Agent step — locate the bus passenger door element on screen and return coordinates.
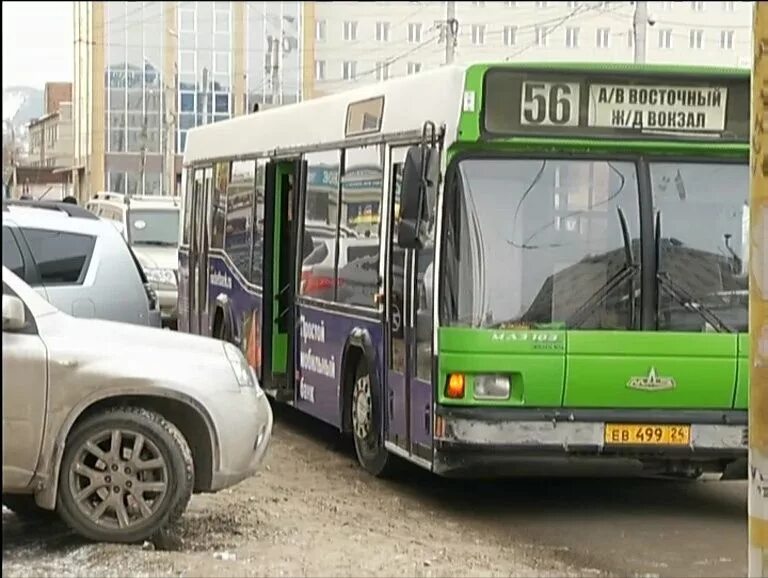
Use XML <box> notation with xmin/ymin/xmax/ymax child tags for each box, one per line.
<box><xmin>188</xmin><ymin>168</ymin><xmax>204</xmax><ymax>335</ymax></box>
<box><xmin>197</xmin><ymin>167</ymin><xmax>213</xmax><ymax>335</ymax></box>
<box><xmin>263</xmin><ymin>159</ymin><xmax>304</xmax><ymax>400</ymax></box>
<box><xmin>386</xmin><ymin>146</ymin><xmax>437</xmax><ymax>464</ymax></box>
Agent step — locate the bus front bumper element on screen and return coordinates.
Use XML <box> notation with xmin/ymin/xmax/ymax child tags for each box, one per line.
<box><xmin>433</xmin><ymin>407</ymin><xmax>748</xmax><ymax>478</ymax></box>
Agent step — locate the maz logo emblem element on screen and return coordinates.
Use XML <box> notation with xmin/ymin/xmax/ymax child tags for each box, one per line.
<box><xmin>626</xmin><ymin>367</ymin><xmax>676</xmax><ymax>391</ymax></box>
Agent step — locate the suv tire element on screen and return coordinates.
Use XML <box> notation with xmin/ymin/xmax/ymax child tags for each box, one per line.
<box><xmin>57</xmin><ymin>407</ymin><xmax>194</xmax><ymax>543</ymax></box>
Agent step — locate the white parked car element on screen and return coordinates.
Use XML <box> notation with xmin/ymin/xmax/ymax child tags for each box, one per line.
<box><xmin>86</xmin><ymin>193</ymin><xmax>181</xmax><ymax>328</ymax></box>
<box><xmin>2</xmin><ymin>266</ymin><xmax>272</xmax><ymax>543</ymax></box>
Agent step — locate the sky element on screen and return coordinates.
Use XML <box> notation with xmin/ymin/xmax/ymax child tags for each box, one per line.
<box><xmin>2</xmin><ymin>1</ymin><xmax>74</xmax><ymax>89</ymax></box>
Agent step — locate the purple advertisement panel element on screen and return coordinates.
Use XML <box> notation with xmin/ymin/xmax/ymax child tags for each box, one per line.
<box><xmin>386</xmin><ymin>372</ymin><xmax>408</xmax><ymax>449</ymax></box>
<box><xmin>411</xmin><ymin>378</ymin><xmax>433</xmax><ymax>452</ymax></box>
<box><xmin>207</xmin><ymin>253</ymin><xmax>264</xmax><ymax>378</ymax></box>
<box><xmin>296</xmin><ymin>303</ymin><xmax>384</xmax><ymax>429</ymax></box>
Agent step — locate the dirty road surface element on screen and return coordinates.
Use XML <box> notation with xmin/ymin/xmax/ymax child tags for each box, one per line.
<box><xmin>2</xmin><ymin>406</ymin><xmax>747</xmax><ymax>577</ymax></box>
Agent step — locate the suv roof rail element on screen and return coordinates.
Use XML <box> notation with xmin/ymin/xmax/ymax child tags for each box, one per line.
<box><xmin>2</xmin><ymin>199</ymin><xmax>99</xmax><ymax>220</ymax></box>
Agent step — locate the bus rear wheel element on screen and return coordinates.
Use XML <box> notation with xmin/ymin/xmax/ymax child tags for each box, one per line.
<box><xmin>351</xmin><ymin>358</ymin><xmax>395</xmax><ymax>477</ymax></box>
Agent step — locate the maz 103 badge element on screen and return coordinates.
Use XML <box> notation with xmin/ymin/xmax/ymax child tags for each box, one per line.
<box><xmin>490</xmin><ymin>331</ymin><xmax>563</xmax><ymax>350</ymax></box>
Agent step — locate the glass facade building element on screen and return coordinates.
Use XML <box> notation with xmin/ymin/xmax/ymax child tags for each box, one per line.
<box><xmin>74</xmin><ymin>1</ymin><xmax>302</xmax><ymax>199</ymax></box>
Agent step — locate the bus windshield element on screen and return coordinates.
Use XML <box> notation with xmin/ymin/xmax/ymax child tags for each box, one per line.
<box><xmin>445</xmin><ymin>157</ymin><xmax>748</xmax><ymax>331</ymax></box>
<box><xmin>129</xmin><ymin>209</ymin><xmax>180</xmax><ymax>247</ymax></box>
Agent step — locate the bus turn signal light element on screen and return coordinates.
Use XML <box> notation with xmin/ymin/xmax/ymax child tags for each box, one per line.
<box><xmin>445</xmin><ymin>373</ymin><xmax>466</xmax><ymax>399</ymax></box>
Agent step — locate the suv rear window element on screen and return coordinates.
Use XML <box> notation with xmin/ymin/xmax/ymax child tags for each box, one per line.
<box><xmin>21</xmin><ymin>228</ymin><xmax>96</xmax><ymax>284</ymax></box>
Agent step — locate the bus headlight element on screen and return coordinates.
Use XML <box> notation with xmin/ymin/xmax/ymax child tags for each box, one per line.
<box><xmin>473</xmin><ymin>375</ymin><xmax>511</xmax><ymax>400</ymax></box>
<box><xmin>145</xmin><ymin>267</ymin><xmax>177</xmax><ymax>287</ymax></box>
<box><xmin>223</xmin><ymin>343</ymin><xmax>256</xmax><ymax>389</ymax></box>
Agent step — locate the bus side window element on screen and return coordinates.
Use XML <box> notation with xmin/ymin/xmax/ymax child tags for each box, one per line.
<box><xmin>337</xmin><ymin>144</ymin><xmax>384</xmax><ymax>309</ymax></box>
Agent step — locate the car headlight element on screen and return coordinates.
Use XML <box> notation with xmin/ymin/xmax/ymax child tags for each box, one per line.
<box><xmin>144</xmin><ymin>267</ymin><xmax>177</xmax><ymax>287</ymax></box>
<box><xmin>473</xmin><ymin>374</ymin><xmax>511</xmax><ymax>400</ymax></box>
<box><xmin>223</xmin><ymin>342</ymin><xmax>260</xmax><ymax>392</ymax></box>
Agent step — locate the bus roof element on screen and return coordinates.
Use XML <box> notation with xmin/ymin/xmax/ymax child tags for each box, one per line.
<box><xmin>183</xmin><ymin>62</ymin><xmax>750</xmax><ymax>166</ymax></box>
<box><xmin>183</xmin><ymin>65</ymin><xmax>468</xmax><ymax>165</ymax></box>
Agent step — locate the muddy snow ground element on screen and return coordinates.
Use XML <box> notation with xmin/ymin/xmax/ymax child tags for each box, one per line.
<box><xmin>2</xmin><ymin>406</ymin><xmax>746</xmax><ymax>577</ymax></box>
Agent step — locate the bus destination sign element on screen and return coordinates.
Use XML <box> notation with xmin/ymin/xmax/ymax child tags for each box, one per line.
<box><xmin>588</xmin><ymin>84</ymin><xmax>727</xmax><ymax>132</ymax></box>
<box><xmin>483</xmin><ymin>68</ymin><xmax>749</xmax><ymax>142</ymax></box>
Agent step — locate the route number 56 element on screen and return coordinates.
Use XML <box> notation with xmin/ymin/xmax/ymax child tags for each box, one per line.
<box><xmin>520</xmin><ymin>81</ymin><xmax>580</xmax><ymax>127</ymax></box>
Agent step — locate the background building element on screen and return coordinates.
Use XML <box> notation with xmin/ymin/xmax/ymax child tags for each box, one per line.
<box><xmin>72</xmin><ymin>1</ymin><xmax>302</xmax><ymax>202</ymax></box>
<box><xmin>28</xmin><ymin>82</ymin><xmax>74</xmax><ymax>170</ymax></box>
<box><xmin>308</xmin><ymin>1</ymin><xmax>753</xmax><ymax>97</ymax></box>
<box><xmin>71</xmin><ymin>1</ymin><xmax>753</xmax><ymax>201</ymax></box>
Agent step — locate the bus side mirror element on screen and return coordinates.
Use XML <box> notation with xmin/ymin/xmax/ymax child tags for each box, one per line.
<box><xmin>397</xmin><ymin>145</ymin><xmax>438</xmax><ymax>250</ymax></box>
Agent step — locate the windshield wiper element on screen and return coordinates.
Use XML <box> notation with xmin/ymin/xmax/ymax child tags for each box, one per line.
<box><xmin>654</xmin><ymin>211</ymin><xmax>733</xmax><ymax>333</ymax></box>
<box><xmin>566</xmin><ymin>207</ymin><xmax>638</xmax><ymax>329</ymax></box>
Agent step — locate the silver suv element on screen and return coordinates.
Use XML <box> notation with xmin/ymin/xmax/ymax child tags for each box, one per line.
<box><xmin>2</xmin><ymin>200</ymin><xmax>160</xmax><ymax>327</ymax></box>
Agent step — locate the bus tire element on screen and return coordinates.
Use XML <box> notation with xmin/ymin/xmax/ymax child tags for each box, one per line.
<box><xmin>350</xmin><ymin>357</ymin><xmax>395</xmax><ymax>477</ymax></box>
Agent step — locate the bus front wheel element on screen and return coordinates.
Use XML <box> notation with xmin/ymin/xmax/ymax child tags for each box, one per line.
<box><xmin>351</xmin><ymin>358</ymin><xmax>395</xmax><ymax>477</ymax></box>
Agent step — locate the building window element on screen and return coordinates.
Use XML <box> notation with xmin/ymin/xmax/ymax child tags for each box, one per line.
<box><xmin>565</xmin><ymin>26</ymin><xmax>579</xmax><ymax>48</ymax></box>
<box><xmin>214</xmin><ymin>52</ymin><xmax>230</xmax><ymax>74</ymax></box>
<box><xmin>535</xmin><ymin>26</ymin><xmax>548</xmax><ymax>47</ymax></box>
<box><xmin>214</xmin><ymin>94</ymin><xmax>229</xmax><ymax>114</ymax></box>
<box><xmin>407</xmin><ymin>62</ymin><xmax>422</xmax><ymax>75</ymax></box>
<box><xmin>408</xmin><ymin>22</ymin><xmax>422</xmax><ymax>43</ymax></box>
<box><xmin>596</xmin><ymin>27</ymin><xmax>610</xmax><ymax>48</ymax></box>
<box><xmin>722</xmin><ymin>1</ymin><xmax>734</xmax><ymax>11</ymax></box>
<box><xmin>689</xmin><ymin>29</ymin><xmax>704</xmax><ymax>49</ymax></box>
<box><xmin>691</xmin><ymin>1</ymin><xmax>704</xmax><ymax>10</ymax></box>
<box><xmin>342</xmin><ymin>61</ymin><xmax>357</xmax><ymax>80</ymax></box>
<box><xmin>471</xmin><ymin>24</ymin><xmax>486</xmax><ymax>45</ymax></box>
<box><xmin>180</xmin><ymin>92</ymin><xmax>195</xmax><ymax>113</ymax></box>
<box><xmin>658</xmin><ymin>28</ymin><xmax>672</xmax><ymax>49</ymax></box>
<box><xmin>376</xmin><ymin>62</ymin><xmax>390</xmax><ymax>81</ymax></box>
<box><xmin>179</xmin><ymin>9</ymin><xmax>195</xmax><ymax>32</ymax></box>
<box><xmin>503</xmin><ymin>25</ymin><xmax>517</xmax><ymax>46</ymax></box>
<box><xmin>316</xmin><ymin>19</ymin><xmax>326</xmax><ymax>41</ymax></box>
<box><xmin>343</xmin><ymin>21</ymin><xmax>358</xmax><ymax>41</ymax></box>
<box><xmin>315</xmin><ymin>60</ymin><xmax>326</xmax><ymax>80</ymax></box>
<box><xmin>214</xmin><ymin>8</ymin><xmax>230</xmax><ymax>33</ymax></box>
<box><xmin>720</xmin><ymin>29</ymin><xmax>734</xmax><ymax>49</ymax></box>
<box><xmin>180</xmin><ymin>51</ymin><xmax>196</xmax><ymax>74</ymax></box>
<box><xmin>376</xmin><ymin>21</ymin><xmax>390</xmax><ymax>42</ymax></box>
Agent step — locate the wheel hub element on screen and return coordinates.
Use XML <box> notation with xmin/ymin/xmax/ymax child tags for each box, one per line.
<box><xmin>69</xmin><ymin>429</ymin><xmax>169</xmax><ymax>530</ymax></box>
<box><xmin>353</xmin><ymin>376</ymin><xmax>373</xmax><ymax>440</ymax></box>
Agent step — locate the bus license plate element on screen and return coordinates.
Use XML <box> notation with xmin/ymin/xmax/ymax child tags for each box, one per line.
<box><xmin>604</xmin><ymin>424</ymin><xmax>690</xmax><ymax>446</ymax></box>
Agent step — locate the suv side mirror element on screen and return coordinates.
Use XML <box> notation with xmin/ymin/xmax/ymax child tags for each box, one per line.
<box><xmin>397</xmin><ymin>145</ymin><xmax>439</xmax><ymax>250</ymax></box>
<box><xmin>2</xmin><ymin>295</ymin><xmax>26</xmax><ymax>331</ymax></box>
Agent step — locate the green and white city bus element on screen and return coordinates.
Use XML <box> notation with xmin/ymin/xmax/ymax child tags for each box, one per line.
<box><xmin>180</xmin><ymin>62</ymin><xmax>749</xmax><ymax>479</ymax></box>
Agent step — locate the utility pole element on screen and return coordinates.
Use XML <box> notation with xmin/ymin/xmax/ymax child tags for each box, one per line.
<box><xmin>202</xmin><ymin>67</ymin><xmax>210</xmax><ymax>126</ymax></box>
<box><xmin>750</xmin><ymin>4</ymin><xmax>768</xmax><ymax>575</ymax></box>
<box><xmin>271</xmin><ymin>37</ymin><xmax>281</xmax><ymax>105</ymax></box>
<box><xmin>139</xmin><ymin>117</ymin><xmax>147</xmax><ymax>197</ymax></box>
<box><xmin>444</xmin><ymin>1</ymin><xmax>458</xmax><ymax>65</ymax></box>
<box><xmin>163</xmin><ymin>63</ymin><xmax>177</xmax><ymax>196</ymax></box>
<box><xmin>632</xmin><ymin>1</ymin><xmax>647</xmax><ymax>64</ymax></box>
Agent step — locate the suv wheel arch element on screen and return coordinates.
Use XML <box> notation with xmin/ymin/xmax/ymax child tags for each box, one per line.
<box><xmin>33</xmin><ymin>391</ymin><xmax>220</xmax><ymax>510</ymax></box>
